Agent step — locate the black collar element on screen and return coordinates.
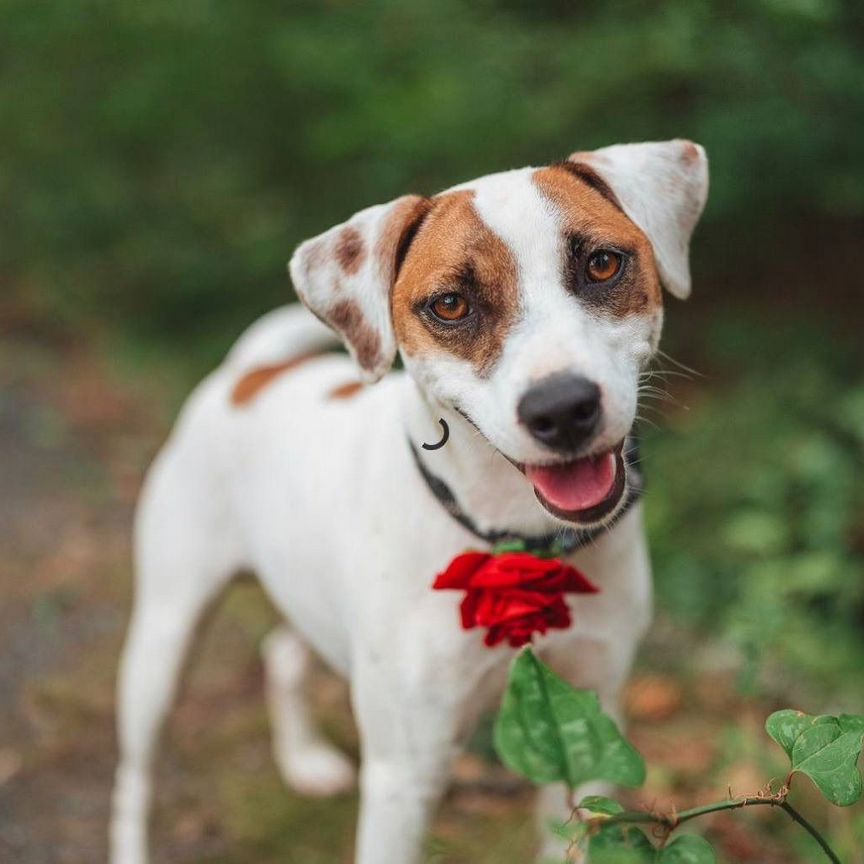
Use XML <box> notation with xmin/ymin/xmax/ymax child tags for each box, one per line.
<box><xmin>408</xmin><ymin>435</ymin><xmax>643</xmax><ymax>556</ymax></box>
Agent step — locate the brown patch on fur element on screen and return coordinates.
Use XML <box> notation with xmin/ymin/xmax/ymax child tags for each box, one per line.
<box><xmin>553</xmin><ymin>160</ymin><xmax>623</xmax><ymax>211</ymax></box>
<box><xmin>328</xmin><ymin>298</ymin><xmax>382</xmax><ymax>371</ymax></box>
<box><xmin>231</xmin><ymin>354</ymin><xmax>319</xmax><ymax>407</ymax></box>
<box><xmin>327</xmin><ymin>380</ymin><xmax>364</xmax><ymax>400</ymax></box>
<box><xmin>375</xmin><ymin>195</ymin><xmax>434</xmax><ymax>286</ymax></box>
<box><xmin>391</xmin><ymin>191</ymin><xmax>519</xmax><ymax>377</ymax></box>
<box><xmin>334</xmin><ymin>227</ymin><xmax>366</xmax><ymax>275</ymax></box>
<box><xmin>534</xmin><ymin>165</ymin><xmax>662</xmax><ymax>318</ymax></box>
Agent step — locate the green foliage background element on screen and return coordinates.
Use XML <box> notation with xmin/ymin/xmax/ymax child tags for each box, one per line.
<box><xmin>3</xmin><ymin>0</ymin><xmax>863</xmax><ymax>698</ymax></box>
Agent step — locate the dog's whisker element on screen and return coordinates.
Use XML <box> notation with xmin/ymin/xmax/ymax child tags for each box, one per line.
<box><xmin>637</xmin><ymin>384</ymin><xmax>681</xmax><ymax>399</ymax></box>
<box><xmin>638</xmin><ymin>387</ymin><xmax>687</xmax><ymax>409</ymax></box>
<box><xmin>636</xmin><ymin>405</ymin><xmax>667</xmax><ymax>423</ymax></box>
<box><xmin>637</xmin><ymin>379</ymin><xmax>675</xmax><ymax>390</ymax></box>
<box><xmin>635</xmin><ymin>403</ymin><xmax>663</xmax><ymax>415</ymax></box>
<box><xmin>640</xmin><ymin>366</ymin><xmax>695</xmax><ymax>381</ymax></box>
<box><xmin>636</xmin><ymin>401</ymin><xmax>678</xmax><ymax>419</ymax></box>
<box><xmin>637</xmin><ymin>400</ymin><xmax>675</xmax><ymax>414</ymax></box>
<box><xmin>640</xmin><ymin>371</ymin><xmax>694</xmax><ymax>384</ymax></box>
<box><xmin>637</xmin><ymin>382</ymin><xmax>676</xmax><ymax>395</ymax></box>
<box><xmin>637</xmin><ymin>396</ymin><xmax>674</xmax><ymax>407</ymax></box>
<box><xmin>655</xmin><ymin>348</ymin><xmax>703</xmax><ymax>379</ymax></box>
<box><xmin>633</xmin><ymin>414</ymin><xmax>659</xmax><ymax>430</ymax></box>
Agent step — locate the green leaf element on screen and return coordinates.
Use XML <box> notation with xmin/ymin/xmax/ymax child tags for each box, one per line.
<box><xmin>765</xmin><ymin>709</ymin><xmax>835</xmax><ymax>759</ymax></box>
<box><xmin>588</xmin><ymin>826</ymin><xmax>716</xmax><ymax>864</ymax></box>
<box><xmin>658</xmin><ymin>835</ymin><xmax>717</xmax><ymax>863</ymax></box>
<box><xmin>578</xmin><ymin>795</ymin><xmax>625</xmax><ymax>817</ymax></box>
<box><xmin>494</xmin><ymin>648</ymin><xmax>646</xmax><ymax>789</ymax></box>
<box><xmin>766</xmin><ymin>709</ymin><xmax>864</xmax><ymax>806</ymax></box>
<box><xmin>589</xmin><ymin>824</ymin><xmax>654</xmax><ymax>863</ymax></box>
<box><xmin>791</xmin><ymin>724</ymin><xmax>863</xmax><ymax>806</ymax></box>
<box><xmin>838</xmin><ymin>714</ymin><xmax>864</xmax><ymax>734</ymax></box>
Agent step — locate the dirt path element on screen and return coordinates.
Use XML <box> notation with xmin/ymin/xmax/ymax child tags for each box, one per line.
<box><xmin>0</xmin><ymin>329</ymin><xmax>154</xmax><ymax>863</ymax></box>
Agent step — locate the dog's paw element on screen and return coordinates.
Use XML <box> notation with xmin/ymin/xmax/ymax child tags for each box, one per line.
<box><xmin>277</xmin><ymin>744</ymin><xmax>357</xmax><ymax>798</ymax></box>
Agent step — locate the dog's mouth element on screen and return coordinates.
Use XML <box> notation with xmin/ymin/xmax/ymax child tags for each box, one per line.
<box><xmin>452</xmin><ymin>406</ymin><xmax>628</xmax><ymax>526</ymax></box>
<box><xmin>519</xmin><ymin>441</ymin><xmax>627</xmax><ymax>526</ymax></box>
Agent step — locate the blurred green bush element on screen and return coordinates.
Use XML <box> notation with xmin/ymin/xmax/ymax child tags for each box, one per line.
<box><xmin>646</xmin><ymin>317</ymin><xmax>864</xmax><ymax>701</ymax></box>
<box><xmin>2</xmin><ymin>0</ymin><xmax>863</xmax><ymax>349</ymax></box>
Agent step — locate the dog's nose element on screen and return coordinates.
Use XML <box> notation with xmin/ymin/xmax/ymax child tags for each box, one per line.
<box><xmin>517</xmin><ymin>374</ymin><xmax>602</xmax><ymax>452</ymax></box>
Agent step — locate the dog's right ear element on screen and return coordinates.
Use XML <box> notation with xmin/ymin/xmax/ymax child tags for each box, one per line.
<box><xmin>289</xmin><ymin>195</ymin><xmax>432</xmax><ymax>382</ymax></box>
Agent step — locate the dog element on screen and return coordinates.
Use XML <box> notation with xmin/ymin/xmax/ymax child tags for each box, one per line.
<box><xmin>110</xmin><ymin>139</ymin><xmax>708</xmax><ymax>864</ymax></box>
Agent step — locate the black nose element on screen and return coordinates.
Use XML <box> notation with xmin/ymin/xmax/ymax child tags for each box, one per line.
<box><xmin>517</xmin><ymin>374</ymin><xmax>602</xmax><ymax>452</ymax></box>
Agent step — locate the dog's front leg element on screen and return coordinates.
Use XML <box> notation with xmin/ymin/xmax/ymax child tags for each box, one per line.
<box><xmin>350</xmin><ymin>646</ymin><xmax>478</xmax><ymax>864</ymax></box>
<box><xmin>355</xmin><ymin>756</ymin><xmax>448</xmax><ymax>864</ymax></box>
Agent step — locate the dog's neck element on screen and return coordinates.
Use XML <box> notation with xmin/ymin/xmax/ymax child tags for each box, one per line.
<box><xmin>401</xmin><ymin>379</ymin><xmax>564</xmax><ymax>540</ymax></box>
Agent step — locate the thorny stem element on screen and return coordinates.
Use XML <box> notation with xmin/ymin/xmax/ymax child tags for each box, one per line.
<box><xmin>579</xmin><ymin>788</ymin><xmax>842</xmax><ymax>864</ymax></box>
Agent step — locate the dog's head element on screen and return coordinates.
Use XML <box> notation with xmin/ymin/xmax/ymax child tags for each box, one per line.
<box><xmin>290</xmin><ymin>140</ymin><xmax>708</xmax><ymax>527</ymax></box>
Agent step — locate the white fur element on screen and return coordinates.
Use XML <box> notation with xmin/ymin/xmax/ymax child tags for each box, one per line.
<box><xmin>111</xmin><ymin>141</ymin><xmax>708</xmax><ymax>864</ymax></box>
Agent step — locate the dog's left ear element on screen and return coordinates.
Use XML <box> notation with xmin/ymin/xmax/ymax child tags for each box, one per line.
<box><xmin>568</xmin><ymin>140</ymin><xmax>709</xmax><ymax>299</ymax></box>
<box><xmin>289</xmin><ymin>195</ymin><xmax>432</xmax><ymax>382</ymax></box>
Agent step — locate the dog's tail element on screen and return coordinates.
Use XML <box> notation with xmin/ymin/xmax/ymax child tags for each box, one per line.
<box><xmin>225</xmin><ymin>303</ymin><xmax>339</xmax><ymax>372</ymax></box>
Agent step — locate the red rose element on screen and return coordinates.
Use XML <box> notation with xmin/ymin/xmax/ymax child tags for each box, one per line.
<box><xmin>432</xmin><ymin>551</ymin><xmax>599</xmax><ymax>648</ymax></box>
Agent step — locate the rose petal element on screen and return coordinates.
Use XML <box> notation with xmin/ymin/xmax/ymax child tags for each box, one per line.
<box><xmin>484</xmin><ymin>625</ymin><xmax>506</xmax><ymax>647</ymax></box>
<box><xmin>436</xmin><ymin>549</ymin><xmax>599</xmax><ymax>648</ymax></box>
<box><xmin>474</xmin><ymin>590</ymin><xmax>552</xmax><ymax>626</ymax></box>
<box><xmin>545</xmin><ymin>597</ymin><xmax>573</xmax><ymax>629</ymax></box>
<box><xmin>505</xmin><ymin>625</ymin><xmax>535</xmax><ymax>647</ymax></box>
<box><xmin>557</xmin><ymin>564</ymin><xmax>600</xmax><ymax>594</ymax></box>
<box><xmin>470</xmin><ymin>553</ymin><xmax>560</xmax><ymax>588</ymax></box>
<box><xmin>433</xmin><ymin>552</ymin><xmax>491</xmax><ymax>590</ymax></box>
<box><xmin>459</xmin><ymin>591</ymin><xmax>481</xmax><ymax>629</ymax></box>
<box><xmin>473</xmin><ymin>591</ymin><xmax>500</xmax><ymax>627</ymax></box>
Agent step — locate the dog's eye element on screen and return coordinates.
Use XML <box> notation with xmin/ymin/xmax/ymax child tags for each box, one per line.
<box><xmin>585</xmin><ymin>250</ymin><xmax>622</xmax><ymax>283</ymax></box>
<box><xmin>429</xmin><ymin>293</ymin><xmax>470</xmax><ymax>322</ymax></box>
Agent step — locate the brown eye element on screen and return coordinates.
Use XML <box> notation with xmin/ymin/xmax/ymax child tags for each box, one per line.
<box><xmin>586</xmin><ymin>250</ymin><xmax>622</xmax><ymax>282</ymax></box>
<box><xmin>429</xmin><ymin>293</ymin><xmax>470</xmax><ymax>322</ymax></box>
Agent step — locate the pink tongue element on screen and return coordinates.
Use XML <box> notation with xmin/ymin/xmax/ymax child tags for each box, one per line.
<box><xmin>526</xmin><ymin>452</ymin><xmax>616</xmax><ymax>512</ymax></box>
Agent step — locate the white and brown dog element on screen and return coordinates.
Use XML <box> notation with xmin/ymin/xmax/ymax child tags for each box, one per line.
<box><xmin>111</xmin><ymin>139</ymin><xmax>708</xmax><ymax>864</ymax></box>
